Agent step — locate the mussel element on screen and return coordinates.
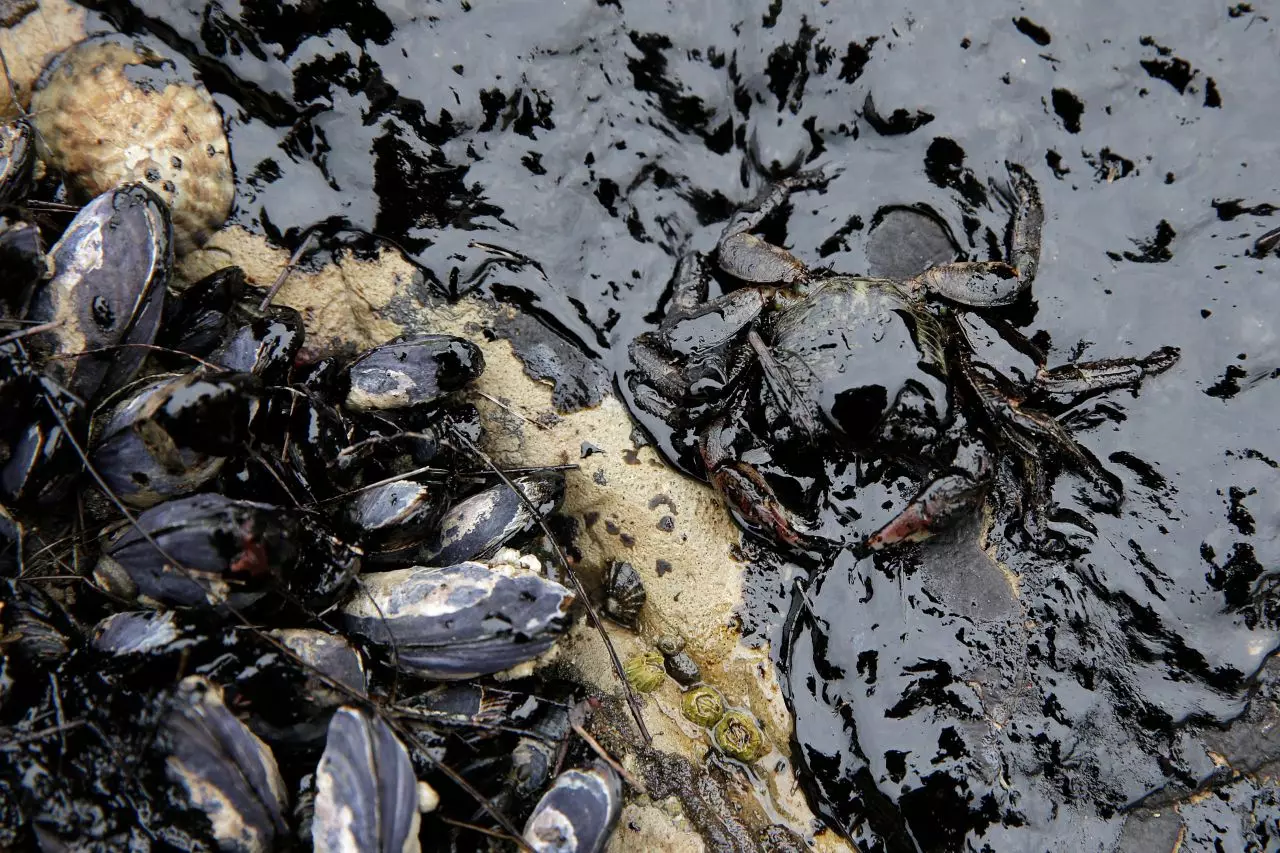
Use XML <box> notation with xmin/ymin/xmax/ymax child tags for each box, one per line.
<box><xmin>337</xmin><ymin>560</ymin><xmax>574</xmax><ymax>680</ymax></box>
<box><xmin>160</xmin><ymin>675</ymin><xmax>289</xmax><ymax>853</ymax></box>
<box><xmin>312</xmin><ymin>706</ymin><xmax>430</xmax><ymax>853</ymax></box>
<box><xmin>28</xmin><ymin>183</ymin><xmax>172</xmax><ymax>400</ymax></box>
<box><xmin>422</xmin><ymin>472</ymin><xmax>565</xmax><ymax>566</ymax></box>
<box><xmin>522</xmin><ymin>761</ymin><xmax>622</xmax><ymax>853</ymax></box>
<box><xmin>92</xmin><ymin>493</ymin><xmax>299</xmax><ymax>609</ymax></box>
<box><xmin>344</xmin><ymin>335</ymin><xmax>484</xmax><ymax>412</ymax></box>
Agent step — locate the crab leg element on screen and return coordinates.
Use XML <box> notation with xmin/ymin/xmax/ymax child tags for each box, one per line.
<box><xmin>716</xmin><ymin>169</ymin><xmax>833</xmax><ymax>285</ymax></box>
<box><xmin>699</xmin><ymin>411</ymin><xmax>815</xmax><ymax>548</ymax></box>
<box><xmin>867</xmin><ymin>434</ymin><xmax>993</xmax><ymax>550</ymax></box>
<box><xmin>746</xmin><ymin>329</ymin><xmax>820</xmax><ymax>439</ymax></box>
<box><xmin>1034</xmin><ymin>346</ymin><xmax>1179</xmax><ymax>396</ymax></box>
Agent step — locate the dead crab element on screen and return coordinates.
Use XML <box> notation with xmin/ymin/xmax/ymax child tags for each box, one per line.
<box><xmin>625</xmin><ymin>166</ymin><xmax>1179</xmax><ymax>552</ymax></box>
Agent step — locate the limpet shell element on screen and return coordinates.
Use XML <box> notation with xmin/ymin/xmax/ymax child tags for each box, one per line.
<box><xmin>622</xmin><ymin>651</ymin><xmax>666</xmax><ymax>693</ymax></box>
<box><xmin>31</xmin><ymin>34</ymin><xmax>233</xmax><ymax>254</ymax></box>
<box><xmin>603</xmin><ymin>560</ymin><xmax>645</xmax><ymax>628</ymax></box>
<box><xmin>681</xmin><ymin>685</ymin><xmax>726</xmax><ymax>728</ymax></box>
<box><xmin>712</xmin><ymin>710</ymin><xmax>768</xmax><ymax>763</ymax></box>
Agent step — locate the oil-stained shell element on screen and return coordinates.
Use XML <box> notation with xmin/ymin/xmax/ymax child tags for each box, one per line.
<box><xmin>312</xmin><ymin>706</ymin><xmax>422</xmax><ymax>853</ymax></box>
<box><xmin>0</xmin><ymin>120</ymin><xmax>34</xmax><ymax>205</ymax></box>
<box><xmin>603</xmin><ymin>561</ymin><xmax>645</xmax><ymax>629</ymax></box>
<box><xmin>0</xmin><ymin>372</ymin><xmax>85</xmax><ymax>506</ymax></box>
<box><xmin>622</xmin><ymin>651</ymin><xmax>666</xmax><ymax>693</ymax></box>
<box><xmin>0</xmin><ymin>216</ymin><xmax>43</xmax><ymax>316</ymax></box>
<box><xmin>337</xmin><ymin>562</ymin><xmax>574</xmax><ymax>680</ymax></box>
<box><xmin>270</xmin><ymin>628</ymin><xmax>368</xmax><ymax>702</ymax></box>
<box><xmin>158</xmin><ymin>266</ymin><xmax>246</xmax><ymax>356</ymax></box>
<box><xmin>422</xmin><ymin>472</ymin><xmax>565</xmax><ymax>566</ymax></box>
<box><xmin>90</xmin><ymin>372</ymin><xmax>261</xmax><ymax>507</ymax></box>
<box><xmin>28</xmin><ymin>182</ymin><xmax>171</xmax><ymax>400</ymax></box>
<box><xmin>711</xmin><ymin>709</ymin><xmax>768</xmax><ymax>763</ymax></box>
<box><xmin>209</xmin><ymin>305</ymin><xmax>305</xmax><ymax>386</ymax></box>
<box><xmin>92</xmin><ymin>493</ymin><xmax>298</xmax><ymax>609</ymax></box>
<box><xmin>344</xmin><ymin>335</ymin><xmax>484</xmax><ymax>412</ymax></box>
<box><xmin>663</xmin><ymin>650</ymin><xmax>701</xmax><ymax>686</ymax></box>
<box><xmin>341</xmin><ymin>479</ymin><xmax>444</xmax><ymax>556</ymax></box>
<box><xmin>681</xmin><ymin>686</ymin><xmax>726</xmax><ymax>728</ymax></box>
<box><xmin>31</xmin><ymin>35</ymin><xmax>234</xmax><ymax>253</ymax></box>
<box><xmin>522</xmin><ymin>761</ymin><xmax>622</xmax><ymax>853</ymax></box>
<box><xmin>161</xmin><ymin>675</ymin><xmax>289</xmax><ymax>853</ymax></box>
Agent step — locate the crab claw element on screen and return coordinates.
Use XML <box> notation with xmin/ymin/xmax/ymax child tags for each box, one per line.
<box><xmin>710</xmin><ymin>463</ymin><xmax>814</xmax><ymax>549</ymax></box>
<box><xmin>866</xmin><ymin>473</ymin><xmax>986</xmax><ymax>551</ymax></box>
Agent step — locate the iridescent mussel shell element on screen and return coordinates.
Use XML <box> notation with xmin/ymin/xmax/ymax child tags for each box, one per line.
<box><xmin>31</xmin><ymin>34</ymin><xmax>234</xmax><ymax>253</ymax></box>
<box><xmin>337</xmin><ymin>561</ymin><xmax>574</xmax><ymax>680</ymax></box>
<box><xmin>602</xmin><ymin>560</ymin><xmax>645</xmax><ymax>629</ymax></box>
<box><xmin>160</xmin><ymin>676</ymin><xmax>289</xmax><ymax>853</ymax></box>
<box><xmin>522</xmin><ymin>761</ymin><xmax>622</xmax><ymax>853</ymax></box>
<box><xmin>27</xmin><ymin>182</ymin><xmax>171</xmax><ymax>400</ymax></box>
<box><xmin>344</xmin><ymin>335</ymin><xmax>484</xmax><ymax>412</ymax></box>
<box><xmin>622</xmin><ymin>651</ymin><xmax>666</xmax><ymax>693</ymax></box>
<box><xmin>157</xmin><ymin>266</ymin><xmax>246</xmax><ymax>357</ymax></box>
<box><xmin>422</xmin><ymin>472</ymin><xmax>565</xmax><ymax>566</ymax></box>
<box><xmin>209</xmin><ymin>305</ymin><xmax>306</xmax><ymax>386</ymax></box>
<box><xmin>312</xmin><ymin>706</ymin><xmax>424</xmax><ymax>853</ymax></box>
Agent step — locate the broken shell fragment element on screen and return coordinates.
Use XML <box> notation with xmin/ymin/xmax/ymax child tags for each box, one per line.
<box><xmin>312</xmin><ymin>706</ymin><xmax>422</xmax><ymax>853</ymax></box>
<box><xmin>622</xmin><ymin>651</ymin><xmax>666</xmax><ymax>693</ymax></box>
<box><xmin>344</xmin><ymin>335</ymin><xmax>484</xmax><ymax>412</ymax></box>
<box><xmin>31</xmin><ymin>34</ymin><xmax>234</xmax><ymax>253</ymax></box>
<box><xmin>336</xmin><ymin>562</ymin><xmax>574</xmax><ymax>680</ymax></box>
<box><xmin>522</xmin><ymin>760</ymin><xmax>622</xmax><ymax>853</ymax></box>
<box><xmin>160</xmin><ymin>675</ymin><xmax>289</xmax><ymax>853</ymax></box>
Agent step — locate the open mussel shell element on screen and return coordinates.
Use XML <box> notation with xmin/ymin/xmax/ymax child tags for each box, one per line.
<box><xmin>337</xmin><ymin>561</ymin><xmax>574</xmax><ymax>680</ymax></box>
<box><xmin>422</xmin><ymin>471</ymin><xmax>565</xmax><ymax>566</ymax></box>
<box><xmin>28</xmin><ymin>182</ymin><xmax>172</xmax><ymax>400</ymax></box>
<box><xmin>312</xmin><ymin>706</ymin><xmax>424</xmax><ymax>853</ymax></box>
<box><xmin>92</xmin><ymin>493</ymin><xmax>299</xmax><ymax>609</ymax></box>
<box><xmin>522</xmin><ymin>760</ymin><xmax>622</xmax><ymax>853</ymax></box>
<box><xmin>91</xmin><ymin>371</ymin><xmax>261</xmax><ymax>507</ymax></box>
<box><xmin>344</xmin><ymin>334</ymin><xmax>484</xmax><ymax>412</ymax></box>
<box><xmin>160</xmin><ymin>675</ymin><xmax>289</xmax><ymax>853</ymax></box>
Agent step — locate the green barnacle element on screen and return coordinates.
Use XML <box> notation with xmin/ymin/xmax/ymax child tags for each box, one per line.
<box><xmin>623</xmin><ymin>651</ymin><xmax>667</xmax><ymax>693</ymax></box>
<box><xmin>712</xmin><ymin>709</ymin><xmax>768</xmax><ymax>763</ymax></box>
<box><xmin>681</xmin><ymin>685</ymin><xmax>725</xmax><ymax>728</ymax></box>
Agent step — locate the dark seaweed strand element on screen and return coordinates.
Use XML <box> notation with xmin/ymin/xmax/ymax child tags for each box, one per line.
<box><xmin>29</xmin><ymin>372</ymin><xmax>534</xmax><ymax>848</ymax></box>
<box><xmin>444</xmin><ymin>418</ymin><xmax>655</xmax><ymax>747</ymax></box>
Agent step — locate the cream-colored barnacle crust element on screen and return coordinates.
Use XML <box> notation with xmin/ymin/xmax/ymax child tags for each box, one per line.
<box><xmin>345</xmin><ymin>368</ymin><xmax>415</xmax><ymax>411</ymax></box>
<box><xmin>417</xmin><ymin>781</ymin><xmax>439</xmax><ymax>814</ymax></box>
<box><xmin>31</xmin><ymin>36</ymin><xmax>233</xmax><ymax>254</ymax></box>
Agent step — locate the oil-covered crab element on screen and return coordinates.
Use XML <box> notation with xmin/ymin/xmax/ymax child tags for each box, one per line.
<box><xmin>626</xmin><ymin>166</ymin><xmax>1179</xmax><ymax>552</ymax></box>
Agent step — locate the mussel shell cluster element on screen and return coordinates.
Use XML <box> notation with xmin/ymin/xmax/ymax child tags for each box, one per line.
<box><xmin>0</xmin><ymin>96</ymin><xmax>621</xmax><ymax>849</ymax></box>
